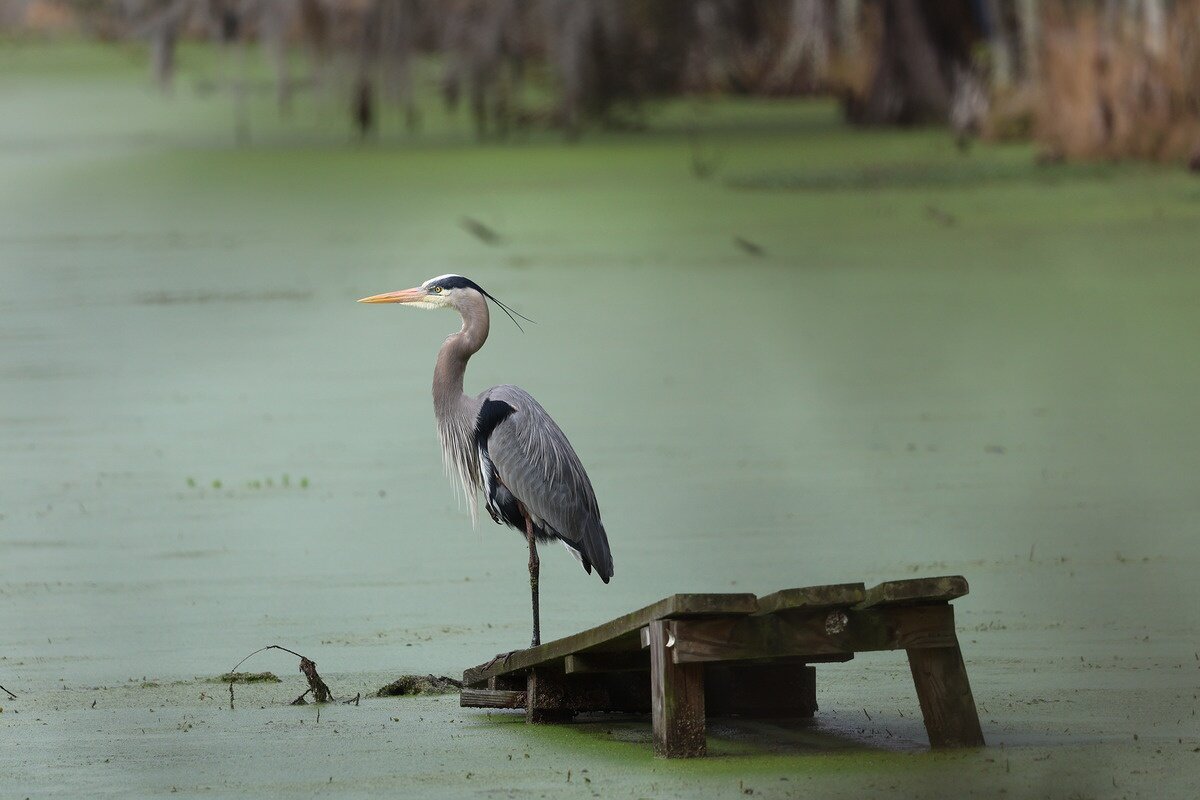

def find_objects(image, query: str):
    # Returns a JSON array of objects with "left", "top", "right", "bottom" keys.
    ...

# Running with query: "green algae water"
[{"left": 2, "top": 42, "right": 1198, "bottom": 799}]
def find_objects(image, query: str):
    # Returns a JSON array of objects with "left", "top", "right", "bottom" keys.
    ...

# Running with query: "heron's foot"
[{"left": 484, "top": 650, "right": 519, "bottom": 671}]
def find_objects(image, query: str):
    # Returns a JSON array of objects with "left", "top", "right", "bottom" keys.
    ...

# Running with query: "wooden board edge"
[
  {"left": 856, "top": 575, "right": 969, "bottom": 609},
  {"left": 754, "top": 582, "right": 867, "bottom": 616}
]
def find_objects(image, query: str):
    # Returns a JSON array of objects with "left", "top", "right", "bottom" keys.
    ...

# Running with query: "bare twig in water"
[
  {"left": 1, "top": 683, "right": 15, "bottom": 700},
  {"left": 226, "top": 645, "right": 335, "bottom": 709},
  {"left": 460, "top": 217, "right": 502, "bottom": 245}
]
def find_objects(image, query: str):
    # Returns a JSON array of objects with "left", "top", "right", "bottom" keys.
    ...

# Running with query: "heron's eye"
[{"left": 431, "top": 286, "right": 443, "bottom": 293}]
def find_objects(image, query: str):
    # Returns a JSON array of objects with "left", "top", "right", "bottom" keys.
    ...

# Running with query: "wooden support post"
[
  {"left": 526, "top": 668, "right": 574, "bottom": 724},
  {"left": 647, "top": 619, "right": 706, "bottom": 758},
  {"left": 906, "top": 643, "right": 985, "bottom": 748}
]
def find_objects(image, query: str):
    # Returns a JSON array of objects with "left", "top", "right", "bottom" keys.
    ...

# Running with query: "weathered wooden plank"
[
  {"left": 856, "top": 576, "right": 968, "bottom": 609},
  {"left": 564, "top": 651, "right": 649, "bottom": 674},
  {"left": 705, "top": 664, "right": 817, "bottom": 718},
  {"left": 649, "top": 619, "right": 706, "bottom": 758},
  {"left": 754, "top": 582, "right": 865, "bottom": 616},
  {"left": 460, "top": 688, "right": 526, "bottom": 709},
  {"left": 463, "top": 592, "right": 757, "bottom": 687},
  {"left": 907, "top": 643, "right": 985, "bottom": 748},
  {"left": 669, "top": 604, "right": 959, "bottom": 664}
]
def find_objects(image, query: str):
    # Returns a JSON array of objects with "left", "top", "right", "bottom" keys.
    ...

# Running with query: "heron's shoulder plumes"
[{"left": 436, "top": 399, "right": 483, "bottom": 527}]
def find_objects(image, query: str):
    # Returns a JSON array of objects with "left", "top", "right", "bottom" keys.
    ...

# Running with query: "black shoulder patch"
[{"left": 474, "top": 399, "right": 516, "bottom": 452}]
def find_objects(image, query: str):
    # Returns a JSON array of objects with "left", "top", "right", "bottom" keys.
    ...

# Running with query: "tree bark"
[{"left": 856, "top": 0, "right": 952, "bottom": 125}]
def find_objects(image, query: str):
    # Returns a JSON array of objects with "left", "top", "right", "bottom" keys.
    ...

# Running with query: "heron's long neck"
[
  {"left": 433, "top": 297, "right": 489, "bottom": 524},
  {"left": 433, "top": 298, "right": 489, "bottom": 423}
]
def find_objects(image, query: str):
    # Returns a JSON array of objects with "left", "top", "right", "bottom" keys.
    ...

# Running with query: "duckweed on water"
[
  {"left": 214, "top": 671, "right": 281, "bottom": 684},
  {"left": 188, "top": 475, "right": 310, "bottom": 492}
]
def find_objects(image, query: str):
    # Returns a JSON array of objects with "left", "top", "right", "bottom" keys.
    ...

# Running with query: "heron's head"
[{"left": 358, "top": 274, "right": 531, "bottom": 329}]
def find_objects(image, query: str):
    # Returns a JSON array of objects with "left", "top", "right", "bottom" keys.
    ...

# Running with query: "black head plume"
[{"left": 431, "top": 275, "right": 535, "bottom": 332}]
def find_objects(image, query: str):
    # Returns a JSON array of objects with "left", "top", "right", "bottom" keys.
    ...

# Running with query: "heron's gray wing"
[{"left": 479, "top": 384, "right": 613, "bottom": 582}]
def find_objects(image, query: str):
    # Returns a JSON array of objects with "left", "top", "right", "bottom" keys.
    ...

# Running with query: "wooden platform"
[{"left": 461, "top": 575, "right": 984, "bottom": 758}]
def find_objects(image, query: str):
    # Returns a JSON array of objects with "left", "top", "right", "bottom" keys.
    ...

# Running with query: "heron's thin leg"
[{"left": 524, "top": 510, "right": 540, "bottom": 648}]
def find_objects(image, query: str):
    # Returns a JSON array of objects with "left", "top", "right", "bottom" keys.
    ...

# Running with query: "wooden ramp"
[{"left": 461, "top": 575, "right": 984, "bottom": 758}]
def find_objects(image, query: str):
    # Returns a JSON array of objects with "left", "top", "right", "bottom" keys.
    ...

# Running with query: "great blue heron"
[{"left": 359, "top": 275, "right": 613, "bottom": 648}]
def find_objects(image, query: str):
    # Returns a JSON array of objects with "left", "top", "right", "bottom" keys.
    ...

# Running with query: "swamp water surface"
[{"left": 1, "top": 46, "right": 1198, "bottom": 798}]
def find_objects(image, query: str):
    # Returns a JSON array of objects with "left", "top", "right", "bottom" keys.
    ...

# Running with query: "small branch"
[
  {"left": 227, "top": 645, "right": 335, "bottom": 710},
  {"left": 0, "top": 683, "right": 15, "bottom": 700}
]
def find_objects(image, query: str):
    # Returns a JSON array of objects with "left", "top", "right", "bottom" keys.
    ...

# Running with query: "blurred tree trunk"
[
  {"left": 543, "top": 0, "right": 632, "bottom": 138},
  {"left": 1015, "top": 0, "right": 1039, "bottom": 82},
  {"left": 441, "top": 0, "right": 527, "bottom": 140},
  {"left": 1141, "top": 0, "right": 1165, "bottom": 57},
  {"left": 853, "top": 0, "right": 952, "bottom": 124},
  {"left": 143, "top": 0, "right": 195, "bottom": 91},
  {"left": 765, "top": 0, "right": 831, "bottom": 92},
  {"left": 259, "top": 0, "right": 293, "bottom": 114},
  {"left": 983, "top": 0, "right": 1013, "bottom": 87},
  {"left": 378, "top": 0, "right": 420, "bottom": 131},
  {"left": 837, "top": 0, "right": 861, "bottom": 58}
]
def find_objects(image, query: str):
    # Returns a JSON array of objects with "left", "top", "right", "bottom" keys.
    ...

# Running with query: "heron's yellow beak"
[{"left": 357, "top": 287, "right": 425, "bottom": 304}]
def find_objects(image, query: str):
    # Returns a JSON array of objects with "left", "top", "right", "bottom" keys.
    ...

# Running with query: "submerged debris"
[
  {"left": 925, "top": 205, "right": 958, "bottom": 227},
  {"left": 1, "top": 683, "right": 15, "bottom": 700},
  {"left": 377, "top": 674, "right": 463, "bottom": 697}
]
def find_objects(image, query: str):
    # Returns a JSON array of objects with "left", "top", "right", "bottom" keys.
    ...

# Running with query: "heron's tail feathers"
[
  {"left": 582, "top": 518, "right": 613, "bottom": 584},
  {"left": 557, "top": 519, "right": 613, "bottom": 583}
]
